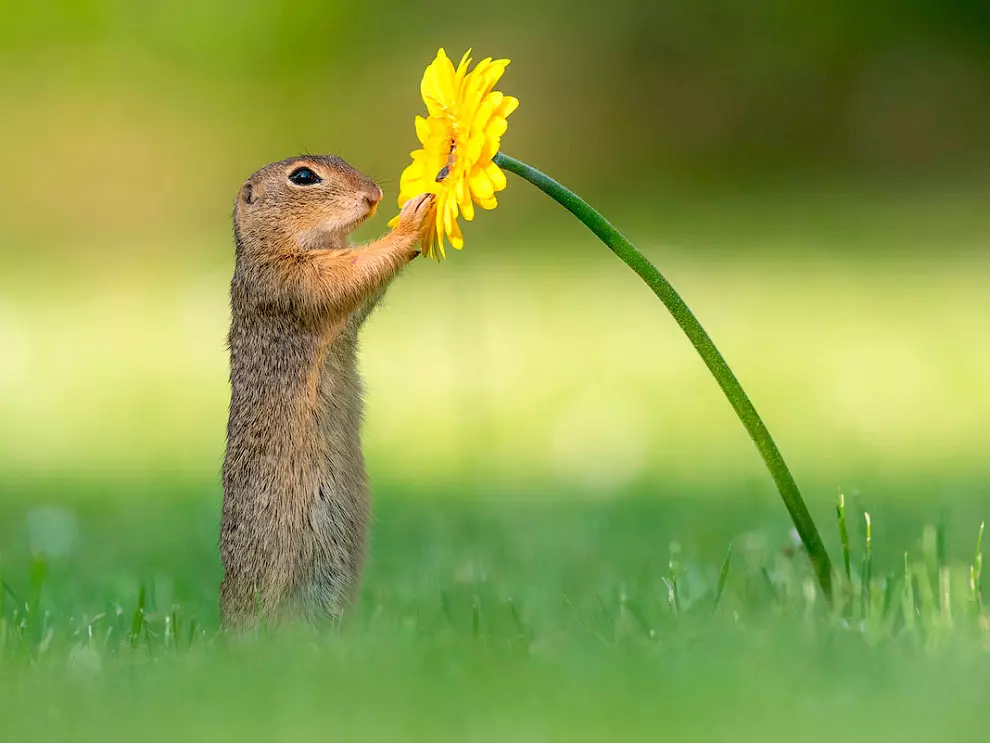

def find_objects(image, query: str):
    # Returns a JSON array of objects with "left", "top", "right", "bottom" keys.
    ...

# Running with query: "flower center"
[{"left": 436, "top": 140, "right": 457, "bottom": 183}]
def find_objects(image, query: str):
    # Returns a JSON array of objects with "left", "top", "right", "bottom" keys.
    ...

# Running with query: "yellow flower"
[{"left": 388, "top": 48, "right": 519, "bottom": 260}]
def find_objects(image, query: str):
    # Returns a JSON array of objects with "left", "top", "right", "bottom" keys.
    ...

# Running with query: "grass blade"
[
  {"left": 902, "top": 552, "right": 916, "bottom": 635},
  {"left": 937, "top": 515, "right": 951, "bottom": 628},
  {"left": 713, "top": 543, "right": 733, "bottom": 613},
  {"left": 171, "top": 607, "right": 179, "bottom": 651},
  {"left": 29, "top": 555, "right": 46, "bottom": 614},
  {"left": 861, "top": 513, "right": 872, "bottom": 618},
  {"left": 836, "top": 493, "right": 852, "bottom": 586},
  {"left": 0, "top": 554, "right": 4, "bottom": 653},
  {"left": 28, "top": 555, "right": 47, "bottom": 645},
  {"left": 972, "top": 521, "right": 985, "bottom": 614},
  {"left": 0, "top": 579, "right": 16, "bottom": 605},
  {"left": 668, "top": 541, "right": 682, "bottom": 615},
  {"left": 129, "top": 585, "right": 146, "bottom": 649}
]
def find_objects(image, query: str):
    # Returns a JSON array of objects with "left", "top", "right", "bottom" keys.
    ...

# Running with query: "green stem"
[{"left": 494, "top": 151, "right": 833, "bottom": 601}]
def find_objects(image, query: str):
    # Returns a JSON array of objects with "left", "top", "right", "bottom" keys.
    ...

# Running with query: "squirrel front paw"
[{"left": 390, "top": 193, "right": 435, "bottom": 250}]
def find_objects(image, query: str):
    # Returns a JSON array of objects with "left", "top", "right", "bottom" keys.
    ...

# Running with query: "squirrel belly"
[{"left": 220, "top": 308, "right": 368, "bottom": 623}]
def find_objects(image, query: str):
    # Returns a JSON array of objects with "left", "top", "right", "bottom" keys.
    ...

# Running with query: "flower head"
[{"left": 389, "top": 48, "right": 518, "bottom": 260}]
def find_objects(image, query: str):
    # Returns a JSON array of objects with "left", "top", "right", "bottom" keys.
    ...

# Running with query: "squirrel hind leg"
[{"left": 305, "top": 484, "right": 368, "bottom": 618}]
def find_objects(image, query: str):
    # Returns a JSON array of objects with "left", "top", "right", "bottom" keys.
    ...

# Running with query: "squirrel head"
[{"left": 234, "top": 155, "right": 383, "bottom": 254}]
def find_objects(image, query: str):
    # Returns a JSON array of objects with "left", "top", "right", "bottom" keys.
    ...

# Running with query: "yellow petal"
[
  {"left": 398, "top": 166, "right": 432, "bottom": 203},
  {"left": 397, "top": 184, "right": 421, "bottom": 205},
  {"left": 434, "top": 211, "right": 447, "bottom": 259},
  {"left": 421, "top": 49, "right": 457, "bottom": 115},
  {"left": 426, "top": 232, "right": 437, "bottom": 259},
  {"left": 387, "top": 214, "right": 400, "bottom": 228},
  {"left": 496, "top": 95, "right": 519, "bottom": 118},
  {"left": 461, "top": 57, "right": 507, "bottom": 123},
  {"left": 420, "top": 70, "right": 441, "bottom": 115},
  {"left": 414, "top": 115, "right": 431, "bottom": 144},
  {"left": 469, "top": 168, "right": 495, "bottom": 200},
  {"left": 485, "top": 162, "right": 507, "bottom": 191},
  {"left": 442, "top": 198, "right": 455, "bottom": 237},
  {"left": 478, "top": 138, "right": 498, "bottom": 162},
  {"left": 457, "top": 177, "right": 475, "bottom": 221},
  {"left": 398, "top": 169, "right": 426, "bottom": 188},
  {"left": 454, "top": 48, "right": 473, "bottom": 91},
  {"left": 473, "top": 59, "right": 509, "bottom": 99},
  {"left": 398, "top": 178, "right": 428, "bottom": 199},
  {"left": 485, "top": 117, "right": 508, "bottom": 140},
  {"left": 459, "top": 58, "right": 491, "bottom": 117},
  {"left": 401, "top": 158, "right": 424, "bottom": 175},
  {"left": 472, "top": 91, "right": 502, "bottom": 133},
  {"left": 399, "top": 162, "right": 424, "bottom": 185},
  {"left": 464, "top": 133, "right": 484, "bottom": 164},
  {"left": 447, "top": 216, "right": 464, "bottom": 250},
  {"left": 398, "top": 174, "right": 419, "bottom": 195}
]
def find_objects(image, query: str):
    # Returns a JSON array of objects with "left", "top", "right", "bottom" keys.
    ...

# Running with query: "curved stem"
[{"left": 494, "top": 151, "right": 833, "bottom": 601}]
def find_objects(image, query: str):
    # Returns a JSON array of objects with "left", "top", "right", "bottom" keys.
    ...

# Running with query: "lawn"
[{"left": 1, "top": 476, "right": 988, "bottom": 742}]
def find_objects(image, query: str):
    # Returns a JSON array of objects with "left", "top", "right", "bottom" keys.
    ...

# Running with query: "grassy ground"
[{"left": 1, "top": 478, "right": 988, "bottom": 741}]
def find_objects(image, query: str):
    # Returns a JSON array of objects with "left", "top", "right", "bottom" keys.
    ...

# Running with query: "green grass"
[{"left": 1, "top": 479, "right": 988, "bottom": 741}]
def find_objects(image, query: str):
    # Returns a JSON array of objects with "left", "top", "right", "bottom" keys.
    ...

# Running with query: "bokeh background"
[{"left": 2, "top": 1, "right": 989, "bottom": 547}]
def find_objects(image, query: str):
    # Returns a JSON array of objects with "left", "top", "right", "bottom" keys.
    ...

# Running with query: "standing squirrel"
[{"left": 220, "top": 154, "right": 432, "bottom": 627}]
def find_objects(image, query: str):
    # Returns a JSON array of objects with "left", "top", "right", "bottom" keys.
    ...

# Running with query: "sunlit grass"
[{"left": 0, "top": 492, "right": 987, "bottom": 741}]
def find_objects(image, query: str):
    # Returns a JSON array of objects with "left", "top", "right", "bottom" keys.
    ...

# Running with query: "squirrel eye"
[{"left": 288, "top": 167, "right": 322, "bottom": 186}]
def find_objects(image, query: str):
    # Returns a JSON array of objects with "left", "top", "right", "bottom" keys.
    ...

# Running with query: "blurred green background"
[{"left": 1, "top": 0, "right": 989, "bottom": 510}]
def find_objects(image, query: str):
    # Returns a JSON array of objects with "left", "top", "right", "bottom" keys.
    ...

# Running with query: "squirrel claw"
[{"left": 394, "top": 193, "right": 435, "bottom": 238}]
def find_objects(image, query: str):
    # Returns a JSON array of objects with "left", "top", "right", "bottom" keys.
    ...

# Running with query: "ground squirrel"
[{"left": 220, "top": 155, "right": 432, "bottom": 627}]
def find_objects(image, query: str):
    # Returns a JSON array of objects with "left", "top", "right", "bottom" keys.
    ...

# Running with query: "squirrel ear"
[{"left": 240, "top": 181, "right": 257, "bottom": 205}]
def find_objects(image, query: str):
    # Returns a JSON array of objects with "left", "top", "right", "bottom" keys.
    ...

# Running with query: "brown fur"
[{"left": 220, "top": 155, "right": 431, "bottom": 627}]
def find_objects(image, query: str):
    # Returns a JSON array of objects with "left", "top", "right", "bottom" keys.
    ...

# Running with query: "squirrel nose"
[{"left": 364, "top": 184, "right": 383, "bottom": 208}]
